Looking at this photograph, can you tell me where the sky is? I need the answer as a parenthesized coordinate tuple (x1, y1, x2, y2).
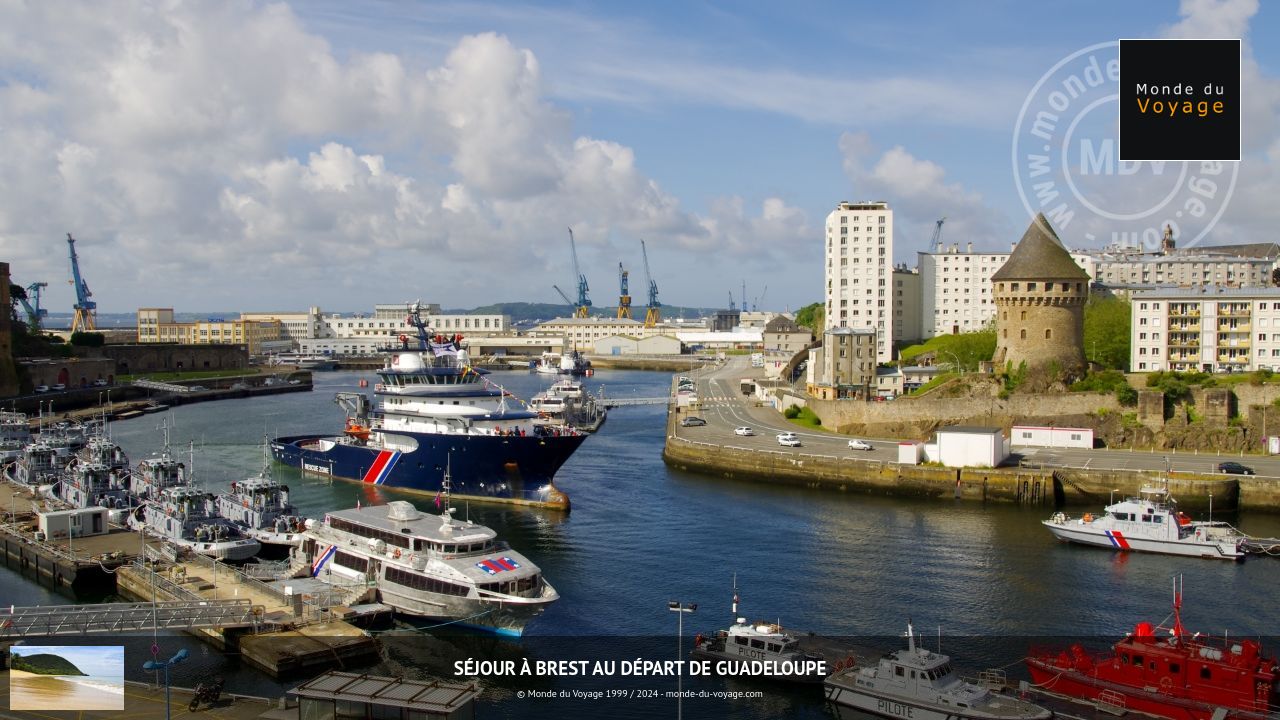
(0, 0, 1277, 315)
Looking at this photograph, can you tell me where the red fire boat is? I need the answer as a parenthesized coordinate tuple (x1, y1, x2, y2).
(1026, 580, 1278, 720)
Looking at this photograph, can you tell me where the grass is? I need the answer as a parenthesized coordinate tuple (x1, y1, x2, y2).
(908, 372, 956, 397)
(787, 406, 825, 430)
(119, 368, 264, 383)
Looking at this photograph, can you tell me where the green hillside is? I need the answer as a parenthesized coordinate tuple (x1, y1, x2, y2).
(10, 652, 87, 676)
(452, 302, 720, 323)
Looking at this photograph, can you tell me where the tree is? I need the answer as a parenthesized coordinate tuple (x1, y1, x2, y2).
(795, 302, 824, 332)
(1272, 267, 1280, 287)
(1083, 295, 1131, 370)
(69, 332, 105, 347)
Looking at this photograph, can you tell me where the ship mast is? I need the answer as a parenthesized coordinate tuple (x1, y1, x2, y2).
(1171, 575, 1186, 639)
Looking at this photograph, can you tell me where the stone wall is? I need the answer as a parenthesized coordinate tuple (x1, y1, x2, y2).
(20, 358, 117, 387)
(90, 344, 248, 374)
(806, 391, 1118, 439)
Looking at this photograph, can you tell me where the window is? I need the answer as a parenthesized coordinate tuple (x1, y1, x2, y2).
(1045, 329, 1052, 339)
(1020, 329, 1027, 339)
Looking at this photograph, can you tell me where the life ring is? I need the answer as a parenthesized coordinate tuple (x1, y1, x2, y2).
(399, 334, 407, 343)
(1160, 676, 1173, 693)
(694, 633, 704, 647)
(393, 548, 402, 559)
(846, 655, 855, 668)
(835, 659, 845, 672)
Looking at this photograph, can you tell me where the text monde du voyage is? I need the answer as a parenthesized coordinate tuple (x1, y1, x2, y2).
(1134, 83, 1227, 118)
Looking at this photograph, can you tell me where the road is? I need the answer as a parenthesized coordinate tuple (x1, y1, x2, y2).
(670, 357, 1280, 479)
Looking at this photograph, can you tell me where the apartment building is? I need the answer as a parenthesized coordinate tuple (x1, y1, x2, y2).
(1129, 287, 1280, 373)
(825, 201, 893, 361)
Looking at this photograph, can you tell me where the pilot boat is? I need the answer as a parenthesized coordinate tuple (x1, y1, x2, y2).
(211, 467, 304, 557)
(826, 622, 1051, 720)
(1043, 484, 1246, 560)
(691, 581, 828, 683)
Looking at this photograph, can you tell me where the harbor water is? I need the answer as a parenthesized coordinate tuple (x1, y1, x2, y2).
(5, 369, 1280, 719)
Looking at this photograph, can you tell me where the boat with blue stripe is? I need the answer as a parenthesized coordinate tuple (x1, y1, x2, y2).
(271, 302, 587, 509)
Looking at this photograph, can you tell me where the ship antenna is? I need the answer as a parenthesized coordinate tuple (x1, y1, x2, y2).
(440, 454, 452, 516)
(906, 619, 916, 654)
(732, 573, 739, 617)
(1171, 575, 1186, 639)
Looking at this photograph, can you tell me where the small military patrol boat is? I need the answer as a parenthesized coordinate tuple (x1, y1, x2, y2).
(691, 581, 828, 684)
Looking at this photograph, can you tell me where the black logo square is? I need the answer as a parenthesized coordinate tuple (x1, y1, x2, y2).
(1119, 39, 1240, 161)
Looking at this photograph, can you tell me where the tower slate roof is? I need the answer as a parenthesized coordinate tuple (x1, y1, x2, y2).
(991, 213, 1090, 281)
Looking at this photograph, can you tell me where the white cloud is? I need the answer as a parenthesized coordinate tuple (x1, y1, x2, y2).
(838, 132, 1010, 257)
(0, 1, 807, 311)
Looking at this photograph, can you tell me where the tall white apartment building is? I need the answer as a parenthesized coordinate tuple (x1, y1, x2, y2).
(825, 201, 893, 361)
(918, 243, 1096, 339)
(1129, 287, 1280, 373)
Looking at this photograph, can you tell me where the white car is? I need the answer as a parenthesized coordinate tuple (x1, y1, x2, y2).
(734, 427, 754, 436)
(847, 439, 873, 451)
(778, 436, 802, 447)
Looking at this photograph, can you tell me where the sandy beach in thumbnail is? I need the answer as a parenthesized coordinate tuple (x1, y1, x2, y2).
(7, 669, 124, 711)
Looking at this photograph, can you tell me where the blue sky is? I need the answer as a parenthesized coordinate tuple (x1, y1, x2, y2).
(0, 0, 1276, 314)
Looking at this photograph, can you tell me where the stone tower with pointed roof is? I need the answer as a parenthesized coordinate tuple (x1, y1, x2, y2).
(991, 214, 1089, 373)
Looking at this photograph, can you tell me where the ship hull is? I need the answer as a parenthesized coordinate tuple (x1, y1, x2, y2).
(270, 432, 586, 508)
(1025, 658, 1272, 720)
(826, 674, 1051, 720)
(1043, 522, 1243, 560)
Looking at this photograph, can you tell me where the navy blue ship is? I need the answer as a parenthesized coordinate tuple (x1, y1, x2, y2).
(271, 303, 587, 508)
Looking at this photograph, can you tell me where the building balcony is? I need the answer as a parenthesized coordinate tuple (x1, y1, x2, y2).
(1216, 324, 1250, 332)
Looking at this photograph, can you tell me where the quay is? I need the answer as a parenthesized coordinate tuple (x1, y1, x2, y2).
(0, 485, 380, 678)
(663, 359, 1280, 513)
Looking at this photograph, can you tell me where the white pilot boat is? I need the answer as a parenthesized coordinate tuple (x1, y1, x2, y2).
(691, 584, 828, 683)
(825, 622, 1051, 720)
(1043, 484, 1246, 560)
(299, 466, 558, 636)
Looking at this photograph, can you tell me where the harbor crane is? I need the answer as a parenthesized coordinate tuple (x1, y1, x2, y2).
(12, 282, 48, 332)
(553, 285, 575, 308)
(616, 263, 632, 320)
(931, 217, 946, 249)
(728, 290, 736, 312)
(567, 227, 591, 318)
(640, 240, 661, 328)
(67, 233, 97, 333)
(753, 285, 768, 313)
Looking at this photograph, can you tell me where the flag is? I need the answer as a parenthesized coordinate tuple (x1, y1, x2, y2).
(356, 498, 361, 509)
(434, 491, 442, 508)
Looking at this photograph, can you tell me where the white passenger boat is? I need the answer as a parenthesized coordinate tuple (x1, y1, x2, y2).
(825, 622, 1051, 720)
(1043, 484, 1245, 560)
(299, 468, 558, 636)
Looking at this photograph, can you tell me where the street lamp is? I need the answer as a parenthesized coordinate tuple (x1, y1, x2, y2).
(668, 601, 697, 720)
(941, 350, 964, 375)
(143, 648, 188, 720)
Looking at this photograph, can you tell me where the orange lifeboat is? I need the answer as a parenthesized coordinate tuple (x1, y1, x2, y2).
(344, 419, 371, 442)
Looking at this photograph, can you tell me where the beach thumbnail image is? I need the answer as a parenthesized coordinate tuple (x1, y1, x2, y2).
(8, 645, 125, 711)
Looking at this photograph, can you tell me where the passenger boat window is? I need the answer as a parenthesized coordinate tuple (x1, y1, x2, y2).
(734, 637, 748, 646)
(1169, 663, 1180, 673)
(1200, 666, 1211, 679)
(910, 670, 917, 679)
(895, 666, 905, 677)
(750, 640, 765, 649)
(1132, 655, 1144, 666)
(768, 644, 780, 653)
(1153, 516, 1163, 523)
(1142, 515, 1152, 522)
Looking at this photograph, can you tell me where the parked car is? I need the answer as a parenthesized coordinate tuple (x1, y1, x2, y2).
(680, 416, 707, 427)
(51, 383, 66, 391)
(1217, 461, 1256, 475)
(847, 439, 873, 451)
(734, 427, 755, 436)
(778, 435, 802, 448)
(34, 385, 49, 393)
